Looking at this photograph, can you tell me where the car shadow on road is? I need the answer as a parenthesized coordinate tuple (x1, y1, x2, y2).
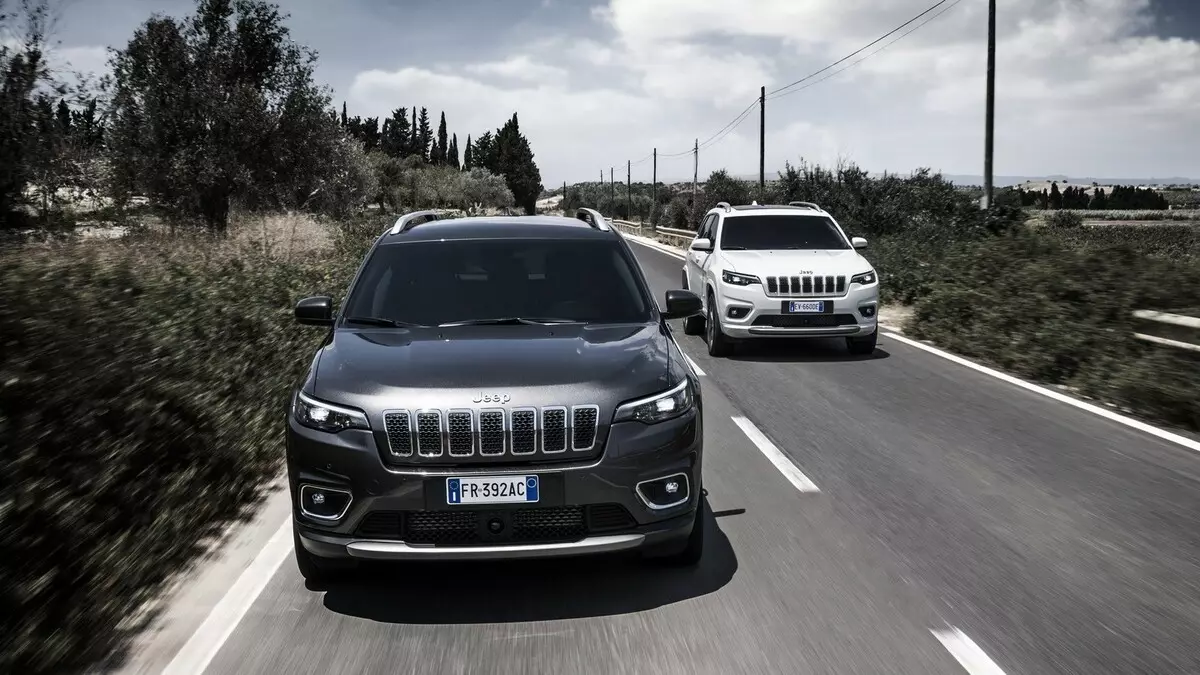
(723, 337, 892, 364)
(318, 498, 738, 624)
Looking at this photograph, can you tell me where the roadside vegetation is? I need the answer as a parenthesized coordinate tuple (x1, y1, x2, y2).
(582, 159, 1200, 432)
(0, 0, 543, 672)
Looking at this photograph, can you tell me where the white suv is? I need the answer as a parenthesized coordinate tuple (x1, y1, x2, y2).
(680, 201, 880, 356)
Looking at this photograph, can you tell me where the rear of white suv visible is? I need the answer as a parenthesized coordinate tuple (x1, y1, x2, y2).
(680, 205, 879, 356)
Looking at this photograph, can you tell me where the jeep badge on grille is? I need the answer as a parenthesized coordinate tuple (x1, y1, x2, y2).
(473, 392, 511, 404)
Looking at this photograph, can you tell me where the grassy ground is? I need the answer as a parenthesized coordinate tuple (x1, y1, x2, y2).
(0, 212, 383, 674)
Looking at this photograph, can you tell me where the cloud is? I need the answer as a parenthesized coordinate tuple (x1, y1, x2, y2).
(465, 55, 567, 83)
(349, 0, 1198, 184)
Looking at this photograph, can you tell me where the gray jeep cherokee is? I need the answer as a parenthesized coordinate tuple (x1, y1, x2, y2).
(287, 208, 705, 582)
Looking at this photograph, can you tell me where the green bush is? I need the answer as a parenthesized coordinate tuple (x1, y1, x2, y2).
(1046, 210, 1084, 229)
(0, 215, 383, 673)
(907, 230, 1200, 429)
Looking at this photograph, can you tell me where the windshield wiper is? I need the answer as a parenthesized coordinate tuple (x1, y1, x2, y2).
(722, 245, 748, 250)
(438, 317, 582, 327)
(343, 316, 425, 328)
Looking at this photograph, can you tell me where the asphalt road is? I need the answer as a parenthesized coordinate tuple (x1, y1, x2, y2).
(199, 238, 1200, 675)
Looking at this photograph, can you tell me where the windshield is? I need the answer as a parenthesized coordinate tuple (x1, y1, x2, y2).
(719, 214, 850, 251)
(342, 238, 652, 327)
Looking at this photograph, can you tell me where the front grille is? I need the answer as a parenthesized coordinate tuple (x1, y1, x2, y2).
(381, 403, 603, 464)
(753, 314, 858, 328)
(766, 274, 846, 297)
(354, 504, 636, 545)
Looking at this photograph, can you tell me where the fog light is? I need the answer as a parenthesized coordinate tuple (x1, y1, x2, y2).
(636, 473, 690, 510)
(859, 305, 877, 318)
(727, 306, 750, 320)
(299, 484, 352, 521)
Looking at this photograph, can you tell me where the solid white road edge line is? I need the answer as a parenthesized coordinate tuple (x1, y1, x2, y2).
(731, 416, 820, 493)
(161, 518, 293, 675)
(683, 353, 706, 376)
(930, 627, 1007, 675)
(623, 239, 1200, 455)
(884, 331, 1200, 454)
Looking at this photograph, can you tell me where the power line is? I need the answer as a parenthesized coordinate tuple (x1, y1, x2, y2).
(767, 0, 963, 101)
(655, 96, 759, 158)
(766, 0, 950, 98)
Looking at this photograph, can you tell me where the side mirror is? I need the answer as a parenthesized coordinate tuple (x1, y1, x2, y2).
(662, 289, 703, 320)
(690, 238, 713, 252)
(295, 296, 334, 326)
(851, 236, 868, 249)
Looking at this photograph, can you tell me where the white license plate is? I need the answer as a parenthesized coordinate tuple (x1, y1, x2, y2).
(446, 475, 539, 505)
(789, 301, 825, 313)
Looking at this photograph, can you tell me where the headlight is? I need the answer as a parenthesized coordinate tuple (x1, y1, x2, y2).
(850, 270, 877, 285)
(293, 390, 371, 433)
(722, 270, 760, 286)
(613, 378, 695, 425)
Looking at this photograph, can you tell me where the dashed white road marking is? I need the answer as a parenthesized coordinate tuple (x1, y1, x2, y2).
(731, 416, 820, 493)
(884, 331, 1200, 455)
(162, 518, 293, 675)
(683, 353, 706, 376)
(931, 626, 1007, 675)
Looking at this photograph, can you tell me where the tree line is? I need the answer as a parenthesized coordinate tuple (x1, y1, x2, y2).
(0, 0, 544, 231)
(1006, 183, 1170, 210)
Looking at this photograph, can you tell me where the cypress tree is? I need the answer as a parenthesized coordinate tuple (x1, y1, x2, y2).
(463, 134, 473, 169)
(417, 107, 432, 162)
(436, 111, 448, 165)
(449, 133, 460, 170)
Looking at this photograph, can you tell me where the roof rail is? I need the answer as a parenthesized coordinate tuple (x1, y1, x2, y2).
(388, 210, 442, 235)
(575, 207, 611, 232)
(715, 201, 732, 212)
(788, 201, 822, 211)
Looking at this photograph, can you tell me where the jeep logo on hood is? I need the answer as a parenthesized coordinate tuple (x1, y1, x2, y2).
(473, 392, 511, 404)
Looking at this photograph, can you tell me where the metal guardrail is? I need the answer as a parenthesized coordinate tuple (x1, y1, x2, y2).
(608, 217, 696, 242)
(1132, 311, 1200, 353)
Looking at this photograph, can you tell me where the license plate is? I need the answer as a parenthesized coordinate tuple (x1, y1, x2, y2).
(446, 475, 539, 505)
(787, 300, 825, 313)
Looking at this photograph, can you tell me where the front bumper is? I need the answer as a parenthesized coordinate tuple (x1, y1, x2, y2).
(287, 404, 702, 562)
(713, 279, 879, 339)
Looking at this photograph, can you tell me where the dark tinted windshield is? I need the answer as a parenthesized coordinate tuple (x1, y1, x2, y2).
(343, 238, 652, 326)
(719, 214, 849, 250)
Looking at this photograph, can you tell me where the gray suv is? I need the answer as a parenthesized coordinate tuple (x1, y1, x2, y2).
(287, 209, 705, 583)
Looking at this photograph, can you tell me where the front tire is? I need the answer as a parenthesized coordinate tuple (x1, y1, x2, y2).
(846, 330, 878, 356)
(705, 291, 733, 357)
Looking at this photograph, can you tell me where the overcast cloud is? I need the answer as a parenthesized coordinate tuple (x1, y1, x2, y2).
(46, 0, 1200, 185)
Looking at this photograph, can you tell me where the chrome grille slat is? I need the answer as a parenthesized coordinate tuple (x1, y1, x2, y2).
(446, 409, 474, 457)
(571, 405, 599, 452)
(383, 410, 413, 457)
(416, 410, 443, 457)
(479, 409, 506, 455)
(764, 274, 848, 298)
(511, 408, 537, 455)
(541, 407, 568, 454)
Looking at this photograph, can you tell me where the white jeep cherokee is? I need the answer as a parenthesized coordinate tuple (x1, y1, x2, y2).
(680, 201, 880, 357)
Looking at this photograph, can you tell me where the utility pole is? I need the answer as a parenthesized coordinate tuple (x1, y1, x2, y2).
(609, 167, 615, 211)
(626, 160, 631, 222)
(983, 0, 996, 209)
(691, 138, 698, 204)
(759, 85, 766, 201)
(651, 148, 657, 226)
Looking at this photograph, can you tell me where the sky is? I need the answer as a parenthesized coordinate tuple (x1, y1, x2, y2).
(35, 0, 1200, 185)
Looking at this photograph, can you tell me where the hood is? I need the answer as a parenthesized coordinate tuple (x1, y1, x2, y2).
(722, 249, 870, 277)
(308, 322, 672, 412)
